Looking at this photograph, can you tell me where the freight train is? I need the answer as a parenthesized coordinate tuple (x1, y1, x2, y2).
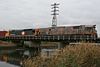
(0, 25, 98, 39)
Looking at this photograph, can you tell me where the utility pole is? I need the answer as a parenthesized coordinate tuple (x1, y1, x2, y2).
(51, 3, 59, 28)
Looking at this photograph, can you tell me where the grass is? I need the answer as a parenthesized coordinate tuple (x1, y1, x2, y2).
(23, 43, 100, 67)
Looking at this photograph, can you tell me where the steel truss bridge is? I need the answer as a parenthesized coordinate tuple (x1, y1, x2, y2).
(0, 35, 99, 43)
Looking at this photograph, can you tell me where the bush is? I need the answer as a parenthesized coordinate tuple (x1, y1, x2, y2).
(23, 43, 100, 67)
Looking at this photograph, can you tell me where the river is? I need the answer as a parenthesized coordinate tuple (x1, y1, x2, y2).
(0, 61, 19, 67)
(0, 46, 24, 67)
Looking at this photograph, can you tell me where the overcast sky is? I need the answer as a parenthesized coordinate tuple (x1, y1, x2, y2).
(0, 0, 100, 34)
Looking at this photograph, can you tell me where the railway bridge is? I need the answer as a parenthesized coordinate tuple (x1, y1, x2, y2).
(0, 35, 98, 43)
(0, 35, 100, 57)
(0, 35, 100, 50)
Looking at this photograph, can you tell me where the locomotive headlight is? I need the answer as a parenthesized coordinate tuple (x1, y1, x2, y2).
(22, 31, 25, 35)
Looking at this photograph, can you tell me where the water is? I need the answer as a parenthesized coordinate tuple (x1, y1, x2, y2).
(0, 61, 19, 67)
(0, 45, 33, 67)
(0, 46, 24, 67)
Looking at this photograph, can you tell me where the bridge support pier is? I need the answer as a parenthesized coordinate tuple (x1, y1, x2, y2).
(40, 41, 69, 57)
(23, 41, 41, 57)
(23, 41, 69, 57)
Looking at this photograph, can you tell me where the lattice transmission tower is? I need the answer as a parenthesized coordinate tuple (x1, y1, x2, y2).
(51, 3, 59, 28)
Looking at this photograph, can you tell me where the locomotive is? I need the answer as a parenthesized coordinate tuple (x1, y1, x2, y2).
(7, 25, 97, 39)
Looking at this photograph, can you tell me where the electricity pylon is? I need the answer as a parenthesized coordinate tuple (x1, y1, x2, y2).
(51, 3, 59, 28)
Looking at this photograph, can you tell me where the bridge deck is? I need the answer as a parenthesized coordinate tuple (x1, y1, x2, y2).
(0, 35, 97, 42)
